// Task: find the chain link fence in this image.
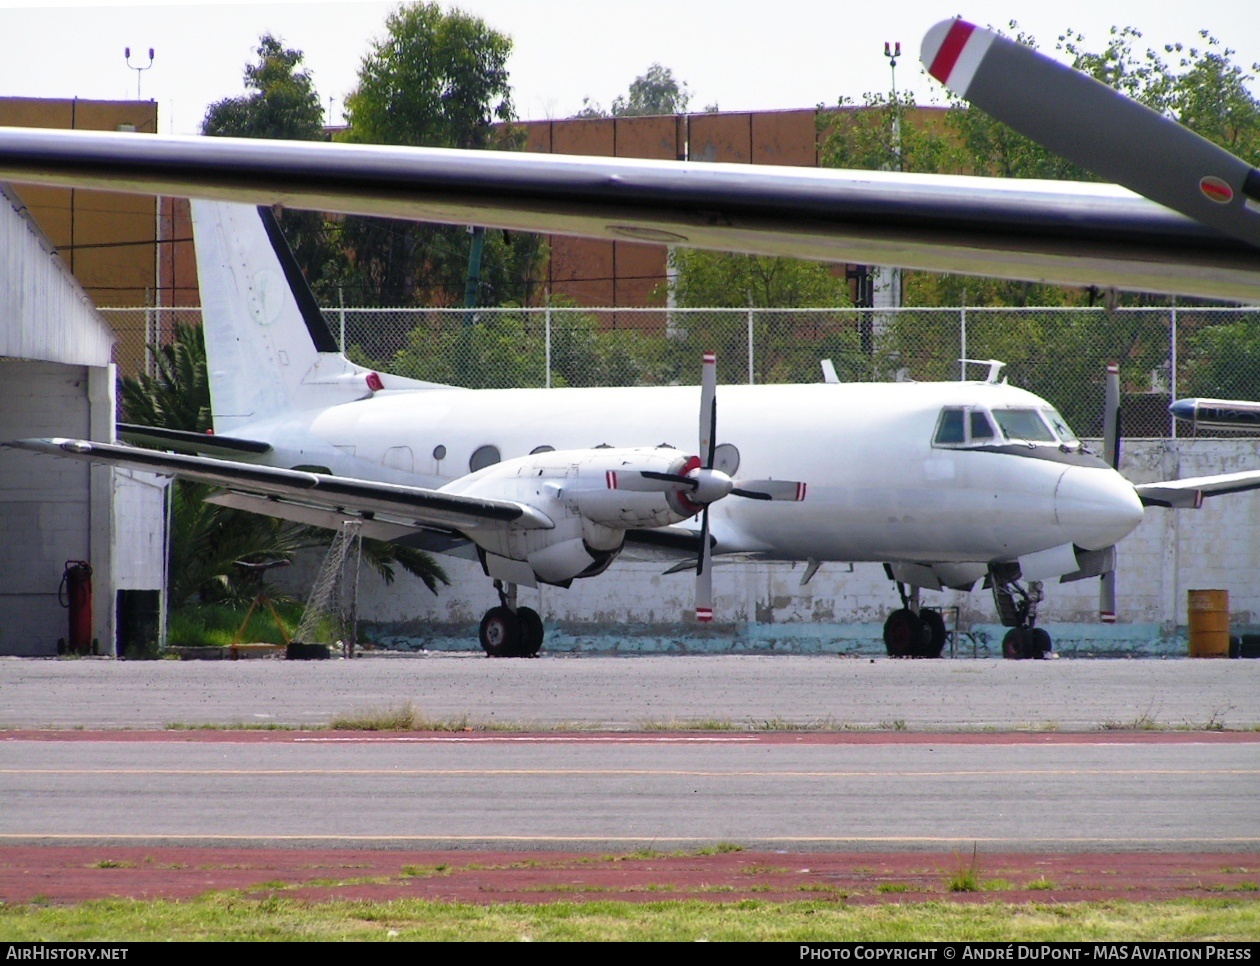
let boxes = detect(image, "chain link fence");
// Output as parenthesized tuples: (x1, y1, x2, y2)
(101, 304, 1260, 439)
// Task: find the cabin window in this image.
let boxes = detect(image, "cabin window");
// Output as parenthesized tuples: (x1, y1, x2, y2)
(469, 444, 501, 472)
(992, 409, 1056, 443)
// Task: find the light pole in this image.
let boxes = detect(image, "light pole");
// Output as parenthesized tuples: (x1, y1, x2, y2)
(125, 47, 154, 100)
(883, 41, 901, 171)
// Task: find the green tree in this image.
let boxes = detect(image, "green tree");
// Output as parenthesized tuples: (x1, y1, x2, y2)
(201, 34, 326, 140)
(201, 34, 346, 301)
(121, 324, 447, 606)
(578, 63, 691, 118)
(336, 2, 543, 308)
(655, 250, 859, 383)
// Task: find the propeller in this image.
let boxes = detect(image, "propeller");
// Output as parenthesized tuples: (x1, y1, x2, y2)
(603, 351, 806, 622)
(692, 352, 807, 622)
(921, 19, 1260, 250)
(1099, 363, 1121, 623)
(696, 352, 718, 622)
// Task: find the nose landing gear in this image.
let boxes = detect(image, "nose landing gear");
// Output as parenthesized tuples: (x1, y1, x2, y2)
(990, 566, 1052, 659)
(478, 580, 544, 657)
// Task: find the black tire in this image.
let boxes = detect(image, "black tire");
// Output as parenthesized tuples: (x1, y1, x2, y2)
(1028, 627, 1052, 660)
(1002, 627, 1027, 660)
(883, 608, 924, 658)
(918, 609, 947, 658)
(517, 606, 544, 657)
(478, 606, 519, 657)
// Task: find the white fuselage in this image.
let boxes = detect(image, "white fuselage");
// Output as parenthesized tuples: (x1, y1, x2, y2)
(238, 378, 1144, 573)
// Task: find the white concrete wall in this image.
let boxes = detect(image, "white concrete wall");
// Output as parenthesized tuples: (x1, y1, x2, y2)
(298, 437, 1260, 652)
(0, 363, 93, 655)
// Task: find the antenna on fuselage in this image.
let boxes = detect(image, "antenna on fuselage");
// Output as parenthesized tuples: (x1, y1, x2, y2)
(960, 359, 1006, 384)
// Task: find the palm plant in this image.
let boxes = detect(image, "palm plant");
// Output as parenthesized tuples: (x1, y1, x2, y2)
(121, 323, 448, 606)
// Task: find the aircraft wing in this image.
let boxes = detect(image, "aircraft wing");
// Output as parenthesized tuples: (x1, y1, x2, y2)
(2, 126, 1260, 301)
(10, 438, 553, 533)
(1134, 471, 1260, 509)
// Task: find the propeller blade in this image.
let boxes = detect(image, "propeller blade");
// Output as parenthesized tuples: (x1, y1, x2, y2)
(732, 480, 808, 502)
(1103, 364, 1121, 470)
(1099, 365, 1121, 622)
(699, 351, 717, 469)
(921, 19, 1260, 249)
(619, 470, 699, 491)
(1100, 569, 1117, 623)
(695, 507, 713, 622)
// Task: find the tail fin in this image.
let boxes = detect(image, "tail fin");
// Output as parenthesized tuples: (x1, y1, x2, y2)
(191, 200, 436, 434)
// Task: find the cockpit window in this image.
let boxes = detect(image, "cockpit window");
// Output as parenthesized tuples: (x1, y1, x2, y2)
(1042, 408, 1078, 444)
(934, 407, 999, 447)
(992, 409, 1056, 443)
(970, 410, 996, 441)
(934, 408, 966, 445)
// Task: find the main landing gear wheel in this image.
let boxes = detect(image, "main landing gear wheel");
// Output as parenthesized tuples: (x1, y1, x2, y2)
(516, 606, 544, 657)
(1002, 627, 1053, 659)
(919, 608, 947, 659)
(1028, 627, 1052, 660)
(479, 606, 519, 658)
(883, 608, 924, 658)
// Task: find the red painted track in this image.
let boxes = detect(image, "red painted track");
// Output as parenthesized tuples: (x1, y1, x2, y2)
(3, 845, 1257, 905)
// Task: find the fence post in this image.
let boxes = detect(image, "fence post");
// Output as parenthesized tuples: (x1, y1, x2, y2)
(959, 295, 967, 381)
(1169, 298, 1178, 440)
(747, 301, 755, 385)
(545, 295, 552, 390)
(338, 286, 346, 355)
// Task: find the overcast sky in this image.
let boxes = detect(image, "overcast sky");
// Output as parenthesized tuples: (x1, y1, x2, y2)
(1, 0, 1257, 135)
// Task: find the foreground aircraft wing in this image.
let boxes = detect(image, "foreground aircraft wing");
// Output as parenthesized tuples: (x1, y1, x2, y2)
(10, 438, 552, 533)
(1134, 471, 1260, 509)
(922, 18, 1260, 251)
(2, 126, 1260, 301)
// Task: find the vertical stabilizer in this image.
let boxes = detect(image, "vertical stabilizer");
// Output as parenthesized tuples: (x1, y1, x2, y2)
(192, 200, 376, 434)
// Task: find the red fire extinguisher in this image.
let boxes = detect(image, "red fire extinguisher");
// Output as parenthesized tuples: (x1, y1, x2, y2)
(58, 560, 93, 655)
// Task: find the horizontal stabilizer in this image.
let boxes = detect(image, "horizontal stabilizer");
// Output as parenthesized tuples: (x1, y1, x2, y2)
(117, 423, 272, 457)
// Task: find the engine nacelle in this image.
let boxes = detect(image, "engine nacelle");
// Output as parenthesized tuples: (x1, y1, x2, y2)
(443, 446, 720, 586)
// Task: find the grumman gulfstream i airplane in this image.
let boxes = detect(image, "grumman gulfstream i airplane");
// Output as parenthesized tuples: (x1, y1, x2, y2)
(6, 19, 1260, 657)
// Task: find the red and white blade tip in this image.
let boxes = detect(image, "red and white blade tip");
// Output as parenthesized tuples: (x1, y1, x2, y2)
(606, 470, 618, 490)
(921, 19, 995, 96)
(702, 351, 716, 365)
(695, 607, 713, 623)
(1100, 611, 1117, 624)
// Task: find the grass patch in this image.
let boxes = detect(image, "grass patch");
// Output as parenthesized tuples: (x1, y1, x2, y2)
(1026, 877, 1056, 891)
(167, 602, 305, 648)
(640, 718, 736, 731)
(946, 845, 983, 893)
(2, 897, 1258, 940)
(327, 703, 470, 732)
(876, 883, 912, 894)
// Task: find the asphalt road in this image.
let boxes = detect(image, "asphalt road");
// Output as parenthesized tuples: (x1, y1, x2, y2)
(2, 653, 1258, 731)
(3, 731, 1257, 851)
(1, 655, 1257, 853)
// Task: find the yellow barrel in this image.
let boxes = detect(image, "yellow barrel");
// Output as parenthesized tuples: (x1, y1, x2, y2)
(1188, 589, 1230, 657)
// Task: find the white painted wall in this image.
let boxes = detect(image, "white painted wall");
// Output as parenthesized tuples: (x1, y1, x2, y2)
(0, 188, 165, 656)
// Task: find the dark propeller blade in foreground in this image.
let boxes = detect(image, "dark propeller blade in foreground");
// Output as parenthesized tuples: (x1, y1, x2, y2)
(1099, 364, 1122, 623)
(921, 18, 1260, 250)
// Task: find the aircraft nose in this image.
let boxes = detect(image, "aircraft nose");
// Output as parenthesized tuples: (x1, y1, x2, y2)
(1055, 466, 1145, 551)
